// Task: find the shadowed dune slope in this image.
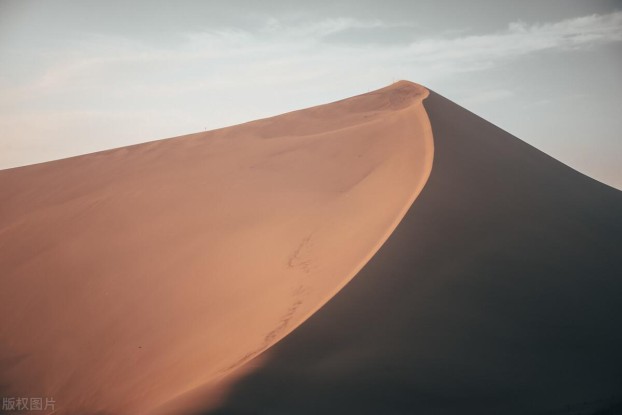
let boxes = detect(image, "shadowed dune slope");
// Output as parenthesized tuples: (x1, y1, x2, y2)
(206, 91, 622, 415)
(0, 82, 433, 414)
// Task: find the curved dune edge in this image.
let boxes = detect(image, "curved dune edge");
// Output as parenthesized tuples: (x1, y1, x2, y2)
(193, 90, 622, 415)
(0, 81, 433, 414)
(152, 82, 435, 414)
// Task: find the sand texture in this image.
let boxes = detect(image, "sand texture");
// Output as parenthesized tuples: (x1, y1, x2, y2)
(3, 81, 621, 415)
(205, 90, 622, 415)
(0, 82, 433, 414)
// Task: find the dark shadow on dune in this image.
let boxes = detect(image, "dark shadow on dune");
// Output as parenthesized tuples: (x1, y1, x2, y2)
(203, 91, 622, 415)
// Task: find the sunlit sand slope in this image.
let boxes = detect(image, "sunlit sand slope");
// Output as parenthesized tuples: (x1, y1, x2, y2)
(0, 81, 433, 414)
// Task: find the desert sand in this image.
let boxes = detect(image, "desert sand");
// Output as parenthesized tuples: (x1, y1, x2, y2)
(0, 81, 433, 414)
(206, 89, 622, 414)
(2, 80, 621, 415)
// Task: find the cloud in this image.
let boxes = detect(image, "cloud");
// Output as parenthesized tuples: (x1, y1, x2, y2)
(261, 16, 389, 37)
(405, 11, 622, 73)
(8, 11, 621, 95)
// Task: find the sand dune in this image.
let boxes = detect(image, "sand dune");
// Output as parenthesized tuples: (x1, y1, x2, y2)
(0, 82, 433, 414)
(205, 88, 622, 414)
(3, 81, 621, 415)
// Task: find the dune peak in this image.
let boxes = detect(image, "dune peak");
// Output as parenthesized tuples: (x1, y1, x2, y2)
(0, 82, 434, 414)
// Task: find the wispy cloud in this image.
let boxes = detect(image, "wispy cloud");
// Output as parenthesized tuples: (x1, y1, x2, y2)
(7, 11, 621, 95)
(261, 16, 390, 37)
(405, 11, 622, 73)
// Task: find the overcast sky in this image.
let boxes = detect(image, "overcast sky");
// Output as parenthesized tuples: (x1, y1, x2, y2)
(1, 0, 621, 188)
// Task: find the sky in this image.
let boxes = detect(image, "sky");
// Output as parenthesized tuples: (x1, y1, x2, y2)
(1, 0, 621, 189)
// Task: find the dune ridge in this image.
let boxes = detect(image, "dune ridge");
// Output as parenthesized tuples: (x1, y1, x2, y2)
(0, 81, 433, 414)
(205, 88, 622, 415)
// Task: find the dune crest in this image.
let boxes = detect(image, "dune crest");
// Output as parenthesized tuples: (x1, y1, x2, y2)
(0, 81, 433, 414)
(205, 89, 622, 415)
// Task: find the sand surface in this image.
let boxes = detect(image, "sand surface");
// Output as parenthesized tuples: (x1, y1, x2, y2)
(205, 90, 622, 415)
(0, 82, 433, 414)
(4, 81, 621, 415)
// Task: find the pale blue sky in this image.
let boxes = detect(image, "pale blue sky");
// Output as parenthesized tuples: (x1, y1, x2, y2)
(1, 0, 621, 188)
